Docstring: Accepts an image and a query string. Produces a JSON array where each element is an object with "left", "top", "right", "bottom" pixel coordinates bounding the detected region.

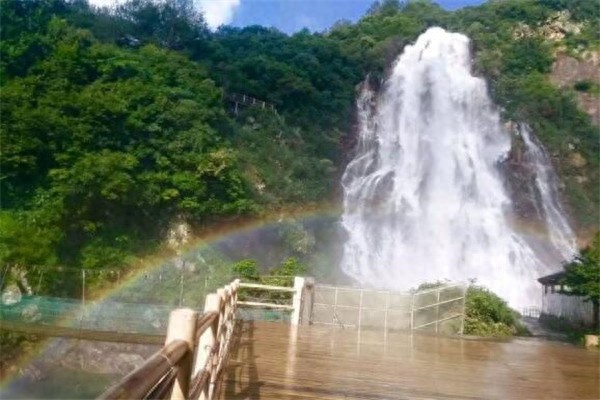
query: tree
[
  {"left": 231, "top": 259, "right": 259, "bottom": 281},
  {"left": 561, "top": 233, "right": 600, "bottom": 329}
]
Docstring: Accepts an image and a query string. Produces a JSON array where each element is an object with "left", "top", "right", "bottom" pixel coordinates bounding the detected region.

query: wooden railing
[
  {"left": 98, "top": 277, "right": 312, "bottom": 400},
  {"left": 237, "top": 277, "right": 312, "bottom": 325},
  {"left": 99, "top": 279, "right": 240, "bottom": 400}
]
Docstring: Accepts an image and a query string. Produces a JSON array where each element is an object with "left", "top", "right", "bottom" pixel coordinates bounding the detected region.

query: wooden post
[
  {"left": 179, "top": 265, "right": 185, "bottom": 306},
  {"left": 213, "top": 287, "right": 227, "bottom": 383},
  {"left": 291, "top": 277, "right": 305, "bottom": 326},
  {"left": 165, "top": 308, "right": 198, "bottom": 400},
  {"left": 198, "top": 294, "right": 221, "bottom": 400}
]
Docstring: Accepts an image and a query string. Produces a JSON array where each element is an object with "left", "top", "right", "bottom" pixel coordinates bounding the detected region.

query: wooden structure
[
  {"left": 99, "top": 280, "right": 241, "bottom": 400},
  {"left": 98, "top": 277, "right": 311, "bottom": 400},
  {"left": 221, "top": 320, "right": 599, "bottom": 399},
  {"left": 97, "top": 276, "right": 599, "bottom": 399},
  {"left": 538, "top": 271, "right": 595, "bottom": 326}
]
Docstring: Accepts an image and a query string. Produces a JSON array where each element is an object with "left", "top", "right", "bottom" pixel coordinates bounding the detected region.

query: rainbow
[
  {"left": 0, "top": 202, "right": 578, "bottom": 396},
  {"left": 0, "top": 203, "right": 342, "bottom": 395}
]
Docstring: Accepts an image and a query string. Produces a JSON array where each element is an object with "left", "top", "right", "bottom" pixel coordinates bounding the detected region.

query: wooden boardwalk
[{"left": 219, "top": 321, "right": 599, "bottom": 399}]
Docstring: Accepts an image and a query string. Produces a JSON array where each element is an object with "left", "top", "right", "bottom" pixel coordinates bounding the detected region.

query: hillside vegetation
[{"left": 1, "top": 0, "right": 598, "bottom": 295}]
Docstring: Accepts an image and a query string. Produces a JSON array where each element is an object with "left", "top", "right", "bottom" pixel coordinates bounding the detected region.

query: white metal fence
[{"left": 310, "top": 283, "right": 467, "bottom": 334}]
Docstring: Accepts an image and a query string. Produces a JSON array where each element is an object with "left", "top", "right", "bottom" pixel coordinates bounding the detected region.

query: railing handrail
[
  {"left": 98, "top": 277, "right": 311, "bottom": 400},
  {"left": 98, "top": 279, "right": 242, "bottom": 400},
  {"left": 195, "top": 311, "right": 218, "bottom": 341},
  {"left": 238, "top": 282, "right": 296, "bottom": 292},
  {"left": 98, "top": 339, "right": 189, "bottom": 399}
]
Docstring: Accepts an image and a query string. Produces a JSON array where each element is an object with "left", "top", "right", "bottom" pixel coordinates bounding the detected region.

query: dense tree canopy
[{"left": 1, "top": 0, "right": 598, "bottom": 297}]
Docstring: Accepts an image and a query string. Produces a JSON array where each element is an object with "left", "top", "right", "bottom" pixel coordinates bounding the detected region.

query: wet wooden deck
[{"left": 219, "top": 321, "right": 599, "bottom": 399}]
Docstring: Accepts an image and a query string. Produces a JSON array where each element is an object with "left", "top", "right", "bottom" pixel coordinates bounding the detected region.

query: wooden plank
[
  {"left": 219, "top": 321, "right": 600, "bottom": 400},
  {"left": 239, "top": 283, "right": 295, "bottom": 292}
]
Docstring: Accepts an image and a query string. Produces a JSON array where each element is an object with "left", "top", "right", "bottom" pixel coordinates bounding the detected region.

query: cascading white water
[
  {"left": 519, "top": 125, "right": 577, "bottom": 260},
  {"left": 340, "top": 27, "right": 576, "bottom": 307}
]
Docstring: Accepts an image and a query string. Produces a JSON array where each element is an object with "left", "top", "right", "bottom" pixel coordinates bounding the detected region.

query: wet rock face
[
  {"left": 19, "top": 364, "right": 47, "bottom": 382},
  {"left": 501, "top": 150, "right": 545, "bottom": 224},
  {"left": 44, "top": 339, "right": 159, "bottom": 375}
]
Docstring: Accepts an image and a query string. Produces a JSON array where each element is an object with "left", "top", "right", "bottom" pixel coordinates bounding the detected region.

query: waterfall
[
  {"left": 340, "top": 27, "right": 576, "bottom": 307},
  {"left": 519, "top": 125, "right": 577, "bottom": 260}
]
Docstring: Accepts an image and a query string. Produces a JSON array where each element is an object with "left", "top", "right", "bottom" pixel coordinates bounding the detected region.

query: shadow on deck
[{"left": 219, "top": 321, "right": 599, "bottom": 399}]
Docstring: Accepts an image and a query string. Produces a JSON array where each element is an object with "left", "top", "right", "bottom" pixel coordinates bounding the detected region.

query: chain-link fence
[
  {"left": 0, "top": 264, "right": 237, "bottom": 336},
  {"left": 310, "top": 283, "right": 467, "bottom": 334}
]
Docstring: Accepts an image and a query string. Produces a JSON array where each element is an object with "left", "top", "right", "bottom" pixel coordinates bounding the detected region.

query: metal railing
[
  {"left": 522, "top": 306, "right": 541, "bottom": 318},
  {"left": 225, "top": 93, "right": 276, "bottom": 113},
  {"left": 311, "top": 283, "right": 467, "bottom": 334}
]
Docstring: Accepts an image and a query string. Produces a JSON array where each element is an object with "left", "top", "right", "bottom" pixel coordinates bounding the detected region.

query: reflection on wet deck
[{"left": 220, "top": 321, "right": 599, "bottom": 399}]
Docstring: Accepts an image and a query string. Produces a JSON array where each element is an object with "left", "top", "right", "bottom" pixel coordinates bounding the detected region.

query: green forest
[{"left": 1, "top": 0, "right": 599, "bottom": 295}]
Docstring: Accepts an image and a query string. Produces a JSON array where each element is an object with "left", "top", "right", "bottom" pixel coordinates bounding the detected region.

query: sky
[{"left": 88, "top": 0, "right": 487, "bottom": 33}]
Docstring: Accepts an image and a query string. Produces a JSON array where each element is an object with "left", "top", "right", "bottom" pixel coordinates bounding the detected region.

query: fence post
[
  {"left": 215, "top": 288, "right": 226, "bottom": 368},
  {"left": 410, "top": 293, "right": 415, "bottom": 331},
  {"left": 357, "top": 289, "right": 363, "bottom": 331},
  {"left": 82, "top": 269, "right": 86, "bottom": 306},
  {"left": 197, "top": 293, "right": 221, "bottom": 400},
  {"left": 302, "top": 278, "right": 315, "bottom": 325},
  {"left": 165, "top": 308, "right": 198, "bottom": 400},
  {"left": 291, "top": 276, "right": 305, "bottom": 326},
  {"left": 435, "top": 287, "right": 441, "bottom": 333},
  {"left": 383, "top": 292, "right": 389, "bottom": 339},
  {"left": 459, "top": 285, "right": 467, "bottom": 335}
]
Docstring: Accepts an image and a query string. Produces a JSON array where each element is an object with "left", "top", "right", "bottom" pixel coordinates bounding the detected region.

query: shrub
[{"left": 463, "top": 286, "right": 526, "bottom": 337}]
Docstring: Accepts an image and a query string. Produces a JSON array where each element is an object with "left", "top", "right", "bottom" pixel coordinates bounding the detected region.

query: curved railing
[
  {"left": 98, "top": 276, "right": 312, "bottom": 400},
  {"left": 99, "top": 280, "right": 241, "bottom": 400}
]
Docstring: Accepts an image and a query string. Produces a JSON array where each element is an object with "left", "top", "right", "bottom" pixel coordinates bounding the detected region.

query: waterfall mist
[{"left": 340, "top": 27, "right": 576, "bottom": 307}]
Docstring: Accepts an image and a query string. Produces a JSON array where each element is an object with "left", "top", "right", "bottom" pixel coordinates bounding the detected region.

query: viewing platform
[
  {"left": 220, "top": 321, "right": 599, "bottom": 399},
  {"left": 37, "top": 277, "right": 598, "bottom": 399}
]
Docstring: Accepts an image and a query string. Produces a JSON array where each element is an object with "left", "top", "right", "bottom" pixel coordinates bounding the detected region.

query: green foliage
[
  {"left": 574, "top": 80, "right": 600, "bottom": 95},
  {"left": 270, "top": 257, "right": 307, "bottom": 277},
  {"left": 234, "top": 110, "right": 338, "bottom": 202},
  {"left": 561, "top": 233, "right": 600, "bottom": 304},
  {"left": 464, "top": 286, "right": 524, "bottom": 337},
  {"left": 1, "top": 14, "right": 254, "bottom": 274},
  {"left": 231, "top": 259, "right": 260, "bottom": 281},
  {"left": 0, "top": 211, "right": 60, "bottom": 268}
]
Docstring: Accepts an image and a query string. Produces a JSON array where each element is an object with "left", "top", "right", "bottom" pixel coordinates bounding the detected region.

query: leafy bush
[
  {"left": 231, "top": 259, "right": 260, "bottom": 281},
  {"left": 464, "top": 286, "right": 526, "bottom": 337}
]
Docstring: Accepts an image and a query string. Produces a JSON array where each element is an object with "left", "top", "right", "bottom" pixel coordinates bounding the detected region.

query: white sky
[{"left": 86, "top": 0, "right": 241, "bottom": 30}]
